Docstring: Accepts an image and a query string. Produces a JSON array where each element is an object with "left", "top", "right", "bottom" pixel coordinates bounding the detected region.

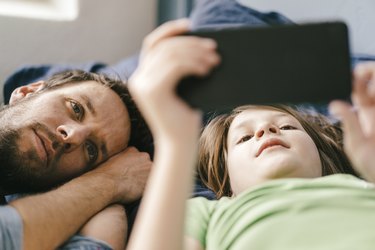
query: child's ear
[{"left": 9, "top": 81, "right": 46, "bottom": 105}]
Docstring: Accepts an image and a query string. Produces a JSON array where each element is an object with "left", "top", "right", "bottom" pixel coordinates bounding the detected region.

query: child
[
  {"left": 197, "top": 104, "right": 358, "bottom": 198},
  {"left": 126, "top": 19, "right": 375, "bottom": 249}
]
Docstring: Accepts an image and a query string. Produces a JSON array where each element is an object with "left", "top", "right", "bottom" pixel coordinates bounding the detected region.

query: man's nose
[
  {"left": 56, "top": 124, "right": 91, "bottom": 152},
  {"left": 255, "top": 124, "right": 279, "bottom": 138}
]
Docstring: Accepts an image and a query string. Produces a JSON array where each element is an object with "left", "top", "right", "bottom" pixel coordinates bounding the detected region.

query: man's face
[{"left": 0, "top": 81, "right": 130, "bottom": 192}]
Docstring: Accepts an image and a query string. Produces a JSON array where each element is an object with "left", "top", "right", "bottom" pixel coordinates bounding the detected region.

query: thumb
[{"left": 329, "top": 100, "right": 365, "bottom": 150}]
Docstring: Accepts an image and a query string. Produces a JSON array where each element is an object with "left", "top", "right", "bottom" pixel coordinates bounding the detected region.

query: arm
[
  {"left": 127, "top": 19, "right": 220, "bottom": 250},
  {"left": 10, "top": 147, "right": 151, "bottom": 250},
  {"left": 77, "top": 204, "right": 128, "bottom": 250},
  {"left": 329, "top": 62, "right": 375, "bottom": 182}
]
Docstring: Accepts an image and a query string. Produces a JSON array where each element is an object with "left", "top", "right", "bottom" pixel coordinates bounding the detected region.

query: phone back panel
[{"left": 177, "top": 22, "right": 351, "bottom": 112}]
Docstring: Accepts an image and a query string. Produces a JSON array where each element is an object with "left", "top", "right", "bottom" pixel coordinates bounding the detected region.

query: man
[{"left": 0, "top": 70, "right": 152, "bottom": 249}]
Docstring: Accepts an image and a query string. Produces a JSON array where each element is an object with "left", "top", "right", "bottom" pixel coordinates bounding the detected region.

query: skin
[
  {"left": 0, "top": 79, "right": 152, "bottom": 249},
  {"left": 3, "top": 80, "right": 131, "bottom": 188},
  {"left": 226, "top": 108, "right": 322, "bottom": 195},
  {"left": 78, "top": 204, "right": 128, "bottom": 250},
  {"left": 127, "top": 19, "right": 220, "bottom": 250},
  {"left": 126, "top": 19, "right": 375, "bottom": 250},
  {"left": 11, "top": 147, "right": 151, "bottom": 250},
  {"left": 330, "top": 62, "right": 375, "bottom": 183}
]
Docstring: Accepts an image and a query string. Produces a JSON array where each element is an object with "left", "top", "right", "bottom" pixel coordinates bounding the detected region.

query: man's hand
[
  {"left": 10, "top": 146, "right": 151, "bottom": 250},
  {"left": 330, "top": 63, "right": 375, "bottom": 182},
  {"left": 90, "top": 147, "right": 152, "bottom": 203}
]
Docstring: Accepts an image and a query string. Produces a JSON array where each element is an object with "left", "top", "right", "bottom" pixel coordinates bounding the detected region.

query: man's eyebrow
[{"left": 80, "top": 94, "right": 96, "bottom": 116}]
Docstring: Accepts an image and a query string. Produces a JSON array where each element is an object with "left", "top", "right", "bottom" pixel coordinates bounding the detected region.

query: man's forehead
[
  {"left": 59, "top": 80, "right": 107, "bottom": 93},
  {"left": 36, "top": 80, "right": 104, "bottom": 98},
  {"left": 54, "top": 81, "right": 121, "bottom": 104}
]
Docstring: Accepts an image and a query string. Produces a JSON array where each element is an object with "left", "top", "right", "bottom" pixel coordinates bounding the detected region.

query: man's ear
[{"left": 9, "top": 81, "right": 46, "bottom": 105}]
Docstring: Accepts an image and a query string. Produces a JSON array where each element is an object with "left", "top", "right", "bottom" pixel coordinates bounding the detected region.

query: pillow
[
  {"left": 190, "top": 0, "right": 375, "bottom": 68},
  {"left": 2, "top": 0, "right": 294, "bottom": 106},
  {"left": 3, "top": 54, "right": 139, "bottom": 105},
  {"left": 7, "top": 0, "right": 372, "bottom": 104},
  {"left": 190, "top": 0, "right": 293, "bottom": 31}
]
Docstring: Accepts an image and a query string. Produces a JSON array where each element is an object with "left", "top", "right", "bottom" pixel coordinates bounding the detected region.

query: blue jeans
[{"left": 58, "top": 235, "right": 113, "bottom": 250}]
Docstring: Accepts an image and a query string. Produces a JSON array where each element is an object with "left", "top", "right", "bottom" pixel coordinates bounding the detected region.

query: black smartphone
[{"left": 177, "top": 22, "right": 351, "bottom": 113}]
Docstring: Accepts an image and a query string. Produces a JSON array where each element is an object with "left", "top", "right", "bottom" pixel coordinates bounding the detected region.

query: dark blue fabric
[
  {"left": 98, "top": 54, "right": 139, "bottom": 81},
  {"left": 3, "top": 55, "right": 139, "bottom": 105},
  {"left": 58, "top": 235, "right": 113, "bottom": 250},
  {"left": 190, "top": 0, "right": 293, "bottom": 31},
  {"left": 4, "top": 62, "right": 105, "bottom": 104},
  {"left": 190, "top": 0, "right": 375, "bottom": 64},
  {"left": 2, "top": 0, "right": 292, "bottom": 105},
  {"left": 4, "top": 0, "right": 374, "bottom": 105},
  {"left": 351, "top": 54, "right": 375, "bottom": 68},
  {"left": 193, "top": 179, "right": 216, "bottom": 200}
]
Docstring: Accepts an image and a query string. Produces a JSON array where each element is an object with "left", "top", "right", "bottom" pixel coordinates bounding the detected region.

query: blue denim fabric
[
  {"left": 58, "top": 235, "right": 113, "bottom": 250},
  {"left": 0, "top": 206, "right": 23, "bottom": 250},
  {"left": 0, "top": 204, "right": 114, "bottom": 250}
]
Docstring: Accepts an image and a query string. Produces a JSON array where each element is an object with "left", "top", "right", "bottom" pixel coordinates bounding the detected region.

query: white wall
[
  {"left": 239, "top": 0, "right": 375, "bottom": 56},
  {"left": 0, "top": 0, "right": 157, "bottom": 103}
]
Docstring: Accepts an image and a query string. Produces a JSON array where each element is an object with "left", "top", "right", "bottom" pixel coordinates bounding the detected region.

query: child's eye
[
  {"left": 70, "top": 100, "right": 84, "bottom": 120},
  {"left": 237, "top": 135, "right": 253, "bottom": 144},
  {"left": 280, "top": 125, "right": 297, "bottom": 130}
]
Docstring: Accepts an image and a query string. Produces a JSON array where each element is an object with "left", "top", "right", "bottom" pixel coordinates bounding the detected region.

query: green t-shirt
[{"left": 186, "top": 174, "right": 375, "bottom": 250}]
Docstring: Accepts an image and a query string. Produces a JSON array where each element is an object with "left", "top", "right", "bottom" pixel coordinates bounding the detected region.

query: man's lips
[
  {"left": 34, "top": 129, "right": 55, "bottom": 167},
  {"left": 256, "top": 138, "right": 290, "bottom": 157},
  {"left": 33, "top": 129, "right": 48, "bottom": 166}
]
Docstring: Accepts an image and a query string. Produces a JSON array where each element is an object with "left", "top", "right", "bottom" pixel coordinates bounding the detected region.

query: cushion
[
  {"left": 3, "top": 54, "right": 139, "bottom": 105},
  {"left": 190, "top": 0, "right": 293, "bottom": 30}
]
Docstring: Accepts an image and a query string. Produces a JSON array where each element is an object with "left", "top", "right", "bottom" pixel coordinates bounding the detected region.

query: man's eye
[
  {"left": 280, "top": 125, "right": 297, "bottom": 130},
  {"left": 85, "top": 141, "right": 98, "bottom": 164},
  {"left": 70, "top": 100, "right": 84, "bottom": 119},
  {"left": 237, "top": 135, "right": 253, "bottom": 144}
]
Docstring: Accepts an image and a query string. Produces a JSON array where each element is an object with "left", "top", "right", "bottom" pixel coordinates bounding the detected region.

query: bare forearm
[
  {"left": 126, "top": 18, "right": 218, "bottom": 250},
  {"left": 79, "top": 204, "right": 128, "bottom": 250},
  {"left": 10, "top": 173, "right": 116, "bottom": 250},
  {"left": 128, "top": 141, "right": 196, "bottom": 250}
]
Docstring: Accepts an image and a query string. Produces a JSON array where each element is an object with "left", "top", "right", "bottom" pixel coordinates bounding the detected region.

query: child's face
[{"left": 226, "top": 107, "right": 322, "bottom": 195}]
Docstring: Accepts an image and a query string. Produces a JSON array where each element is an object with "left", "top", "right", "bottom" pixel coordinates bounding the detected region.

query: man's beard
[
  {"left": 0, "top": 127, "right": 45, "bottom": 193},
  {"left": 0, "top": 101, "right": 59, "bottom": 194}
]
